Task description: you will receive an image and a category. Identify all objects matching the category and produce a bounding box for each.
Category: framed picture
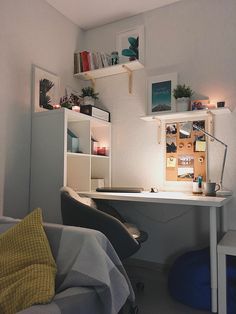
[32,65,60,112]
[116,25,145,65]
[148,73,177,115]
[191,99,209,111]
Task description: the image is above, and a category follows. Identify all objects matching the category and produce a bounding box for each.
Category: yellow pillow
[0,208,57,314]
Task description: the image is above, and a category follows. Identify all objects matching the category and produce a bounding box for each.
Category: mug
[204,182,220,196]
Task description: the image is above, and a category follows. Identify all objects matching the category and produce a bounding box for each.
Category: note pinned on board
[166,157,176,168]
[195,141,206,152]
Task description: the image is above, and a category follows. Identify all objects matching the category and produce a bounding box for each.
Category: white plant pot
[176,97,190,112]
[83,96,95,106]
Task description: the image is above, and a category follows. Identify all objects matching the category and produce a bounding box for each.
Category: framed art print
[32,65,60,112]
[148,73,177,115]
[191,99,209,111]
[116,25,145,65]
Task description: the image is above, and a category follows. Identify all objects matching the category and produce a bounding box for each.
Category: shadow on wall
[3,105,31,218]
[107,200,210,265]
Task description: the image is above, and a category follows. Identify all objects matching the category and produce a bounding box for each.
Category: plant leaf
[128,37,138,48]
[122,49,137,57]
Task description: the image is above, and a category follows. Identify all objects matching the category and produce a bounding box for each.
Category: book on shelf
[74,52,83,74]
[100,52,108,67]
[88,52,95,70]
[96,52,104,69]
[74,53,79,74]
[80,51,90,72]
[74,50,113,74]
[92,53,99,70]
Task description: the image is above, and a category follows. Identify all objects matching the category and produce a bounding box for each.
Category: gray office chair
[60,186,148,260]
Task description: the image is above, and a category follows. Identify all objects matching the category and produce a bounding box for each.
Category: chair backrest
[60,188,140,260]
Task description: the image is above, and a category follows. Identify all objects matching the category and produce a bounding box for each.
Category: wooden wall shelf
[74,60,144,94]
[140,107,231,122]
[141,107,231,145]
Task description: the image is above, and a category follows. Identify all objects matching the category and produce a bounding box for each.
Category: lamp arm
[193,124,227,147]
[220,145,227,189]
[193,124,228,189]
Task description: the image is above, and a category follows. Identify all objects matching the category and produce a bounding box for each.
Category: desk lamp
[179,122,232,196]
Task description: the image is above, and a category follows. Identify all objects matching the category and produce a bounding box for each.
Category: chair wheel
[136,282,144,292]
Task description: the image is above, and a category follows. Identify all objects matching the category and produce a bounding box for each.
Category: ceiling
[45,0,183,30]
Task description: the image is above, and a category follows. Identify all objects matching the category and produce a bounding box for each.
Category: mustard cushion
[0,208,57,314]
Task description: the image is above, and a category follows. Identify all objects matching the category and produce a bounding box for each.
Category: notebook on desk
[96,187,144,193]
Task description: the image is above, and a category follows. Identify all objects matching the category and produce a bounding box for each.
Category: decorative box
[80,105,110,122]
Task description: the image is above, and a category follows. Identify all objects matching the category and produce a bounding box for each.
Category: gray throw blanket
[0,217,135,314]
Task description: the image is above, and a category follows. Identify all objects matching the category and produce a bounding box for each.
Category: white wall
[0,0,235,265]
[83,0,236,264]
[0,0,83,218]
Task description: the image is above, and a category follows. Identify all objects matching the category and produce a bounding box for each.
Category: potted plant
[173,84,194,112]
[79,87,99,106]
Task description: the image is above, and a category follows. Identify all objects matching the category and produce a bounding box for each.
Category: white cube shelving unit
[30,108,111,223]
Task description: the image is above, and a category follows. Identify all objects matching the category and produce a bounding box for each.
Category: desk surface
[80,191,232,207]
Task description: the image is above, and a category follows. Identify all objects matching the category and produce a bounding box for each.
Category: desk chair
[60,186,148,261]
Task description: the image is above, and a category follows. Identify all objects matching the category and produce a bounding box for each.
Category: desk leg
[218,252,227,314]
[210,206,218,313]
[222,205,228,233]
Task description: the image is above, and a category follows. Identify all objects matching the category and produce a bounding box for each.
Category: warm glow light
[210,99,217,107]
[52,103,61,109]
[72,106,80,112]
[96,146,107,156]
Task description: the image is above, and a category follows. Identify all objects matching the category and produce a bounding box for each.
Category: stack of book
[74,51,112,74]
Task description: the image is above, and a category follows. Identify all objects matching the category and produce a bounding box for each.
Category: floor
[124,264,211,314]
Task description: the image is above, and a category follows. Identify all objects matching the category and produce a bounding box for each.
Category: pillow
[0,208,57,314]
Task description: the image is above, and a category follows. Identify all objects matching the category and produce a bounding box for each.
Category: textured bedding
[0,217,135,314]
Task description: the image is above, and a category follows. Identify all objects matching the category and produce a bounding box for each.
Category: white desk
[81,191,232,313]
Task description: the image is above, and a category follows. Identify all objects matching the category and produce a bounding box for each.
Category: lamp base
[216,189,233,197]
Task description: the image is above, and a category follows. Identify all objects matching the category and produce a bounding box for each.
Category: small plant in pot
[173,84,194,112]
[79,87,99,106]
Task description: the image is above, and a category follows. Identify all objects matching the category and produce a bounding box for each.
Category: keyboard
[96,187,144,193]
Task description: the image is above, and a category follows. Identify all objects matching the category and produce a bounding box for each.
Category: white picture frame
[32,65,60,112]
[147,73,177,115]
[116,25,145,65]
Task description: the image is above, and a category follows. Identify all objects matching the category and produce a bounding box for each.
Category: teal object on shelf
[67,129,79,153]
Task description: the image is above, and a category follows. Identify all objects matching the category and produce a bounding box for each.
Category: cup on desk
[204,182,220,196]
[192,181,203,194]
